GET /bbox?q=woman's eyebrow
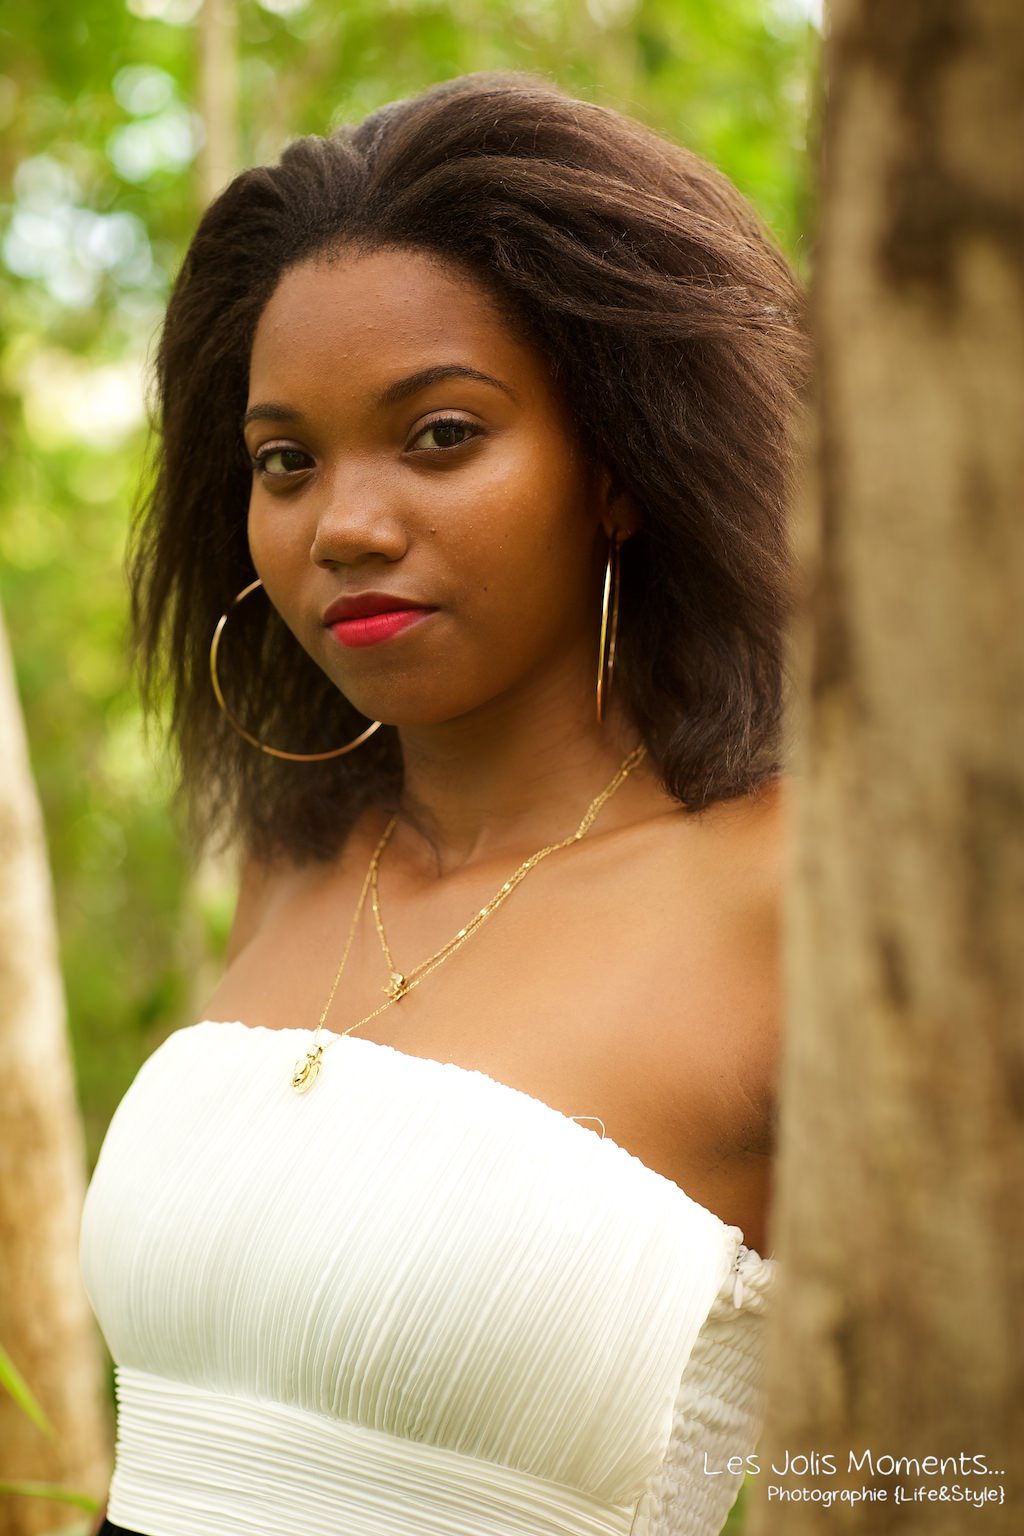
[242,364,517,431]
[374,364,518,408]
[241,403,303,429]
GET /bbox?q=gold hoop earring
[209,577,383,761]
[596,532,623,725]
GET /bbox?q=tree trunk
[0,602,111,1535]
[750,2,1024,1532]
[198,0,238,206]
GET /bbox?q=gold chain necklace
[370,741,648,1004]
[290,742,647,1094]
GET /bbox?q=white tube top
[79,1020,776,1536]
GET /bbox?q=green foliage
[0,1342,54,1436]
[725,1475,748,1530]
[0,1482,99,1515]
[0,1344,101,1522]
[0,1,819,1163]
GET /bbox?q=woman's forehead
[254,250,504,355]
[248,247,552,412]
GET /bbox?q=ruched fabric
[79,1021,776,1536]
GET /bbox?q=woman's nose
[309,467,410,568]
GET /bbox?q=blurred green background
[0,0,821,1166]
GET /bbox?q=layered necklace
[290,742,647,1094]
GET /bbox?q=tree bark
[0,602,111,1535]
[750,2,1024,1532]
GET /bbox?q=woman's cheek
[248,501,305,579]
[245,511,314,645]
[246,500,276,568]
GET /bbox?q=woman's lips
[327,608,437,648]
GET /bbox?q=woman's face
[243,245,628,730]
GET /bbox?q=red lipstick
[323,591,437,649]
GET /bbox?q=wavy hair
[126,70,811,867]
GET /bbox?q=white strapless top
[79,1020,776,1536]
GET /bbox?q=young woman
[80,70,809,1536]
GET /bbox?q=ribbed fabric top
[79,1021,777,1536]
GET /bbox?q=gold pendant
[291,1044,323,1093]
[384,971,409,1002]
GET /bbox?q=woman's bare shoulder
[634,770,790,908]
[223,847,305,965]
[222,808,390,965]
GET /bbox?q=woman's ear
[594,464,642,542]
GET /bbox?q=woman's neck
[390,694,670,881]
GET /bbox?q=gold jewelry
[210,577,383,760]
[596,531,623,725]
[290,741,647,1093]
[369,740,646,1002]
[289,833,383,1092]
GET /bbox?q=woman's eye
[250,447,311,478]
[410,417,481,452]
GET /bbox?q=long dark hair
[126,70,811,868]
